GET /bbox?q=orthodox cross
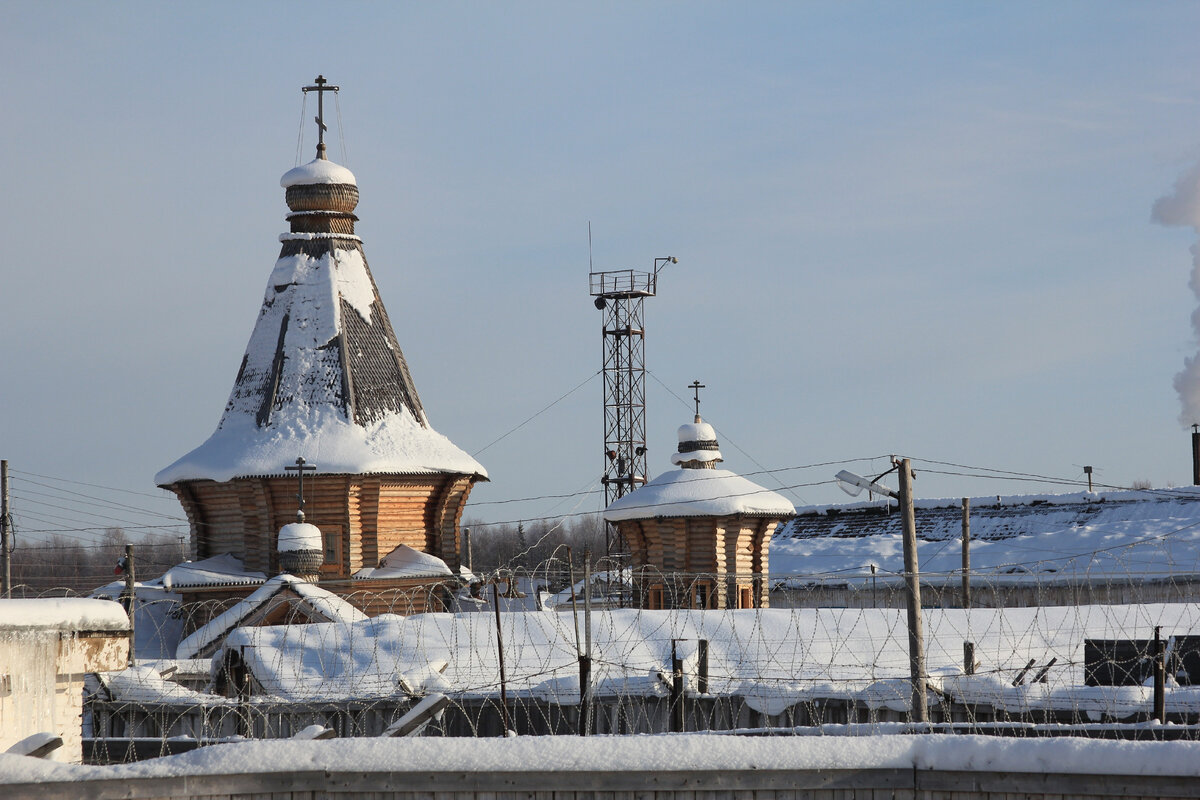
[302,75,339,159]
[688,380,705,417]
[284,457,317,520]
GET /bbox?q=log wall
[616,514,785,609]
[164,473,477,579]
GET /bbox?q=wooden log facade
[165,474,473,577]
[605,416,794,611]
[616,514,775,609]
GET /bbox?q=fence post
[492,583,510,735]
[964,641,976,676]
[670,639,684,733]
[898,459,928,724]
[1154,626,1166,724]
[698,639,709,695]
[123,544,136,667]
[961,497,971,609]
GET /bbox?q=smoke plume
[1153,162,1200,428]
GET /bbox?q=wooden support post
[492,583,510,735]
[961,497,971,609]
[898,459,928,723]
[1,460,9,598]
[1154,626,1166,724]
[123,544,136,667]
[1012,658,1037,687]
[577,654,592,736]
[670,639,685,733]
[964,641,976,676]
[698,639,709,695]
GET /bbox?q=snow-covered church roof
[605,416,794,521]
[156,154,486,485]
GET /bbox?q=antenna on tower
[589,250,678,565]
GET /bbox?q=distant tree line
[8,527,186,597]
[461,513,611,577]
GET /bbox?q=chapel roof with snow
[156,149,485,485]
[605,415,794,521]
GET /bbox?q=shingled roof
[156,157,486,485]
[771,487,1200,581]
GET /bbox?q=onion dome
[671,415,723,469]
[277,516,324,581]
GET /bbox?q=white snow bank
[280,158,356,188]
[0,599,128,632]
[8,734,1200,783]
[605,469,794,521]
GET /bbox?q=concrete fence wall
[9,767,1200,800]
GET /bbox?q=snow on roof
[604,468,795,521]
[772,486,1200,582]
[96,664,220,705]
[353,544,453,580]
[671,419,722,466]
[216,603,1200,714]
[280,157,356,188]
[278,522,322,553]
[0,598,129,632]
[175,575,366,660]
[155,242,486,484]
[159,554,267,590]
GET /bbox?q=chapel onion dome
[277,516,324,582]
[671,415,723,469]
[280,158,359,235]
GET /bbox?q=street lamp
[835,459,928,725]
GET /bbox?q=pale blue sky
[3,2,1200,541]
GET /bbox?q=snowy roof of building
[156,166,486,485]
[278,522,322,553]
[175,574,367,660]
[280,157,356,188]
[771,486,1200,582]
[0,598,129,633]
[160,554,267,590]
[353,544,453,580]
[671,419,722,466]
[604,468,795,522]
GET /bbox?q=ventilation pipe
[1193,425,1200,486]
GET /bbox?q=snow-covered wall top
[605,469,795,521]
[0,598,129,632]
[280,158,356,187]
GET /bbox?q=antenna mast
[590,253,677,557]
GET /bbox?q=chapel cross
[302,75,340,159]
[284,457,317,520]
[688,380,705,418]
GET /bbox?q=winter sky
[4,2,1200,544]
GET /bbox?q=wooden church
[604,411,794,610]
[155,77,486,615]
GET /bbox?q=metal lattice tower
[590,257,676,509]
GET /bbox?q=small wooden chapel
[155,77,487,616]
[604,388,794,610]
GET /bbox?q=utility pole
[1,460,10,598]
[898,458,928,724]
[960,497,971,610]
